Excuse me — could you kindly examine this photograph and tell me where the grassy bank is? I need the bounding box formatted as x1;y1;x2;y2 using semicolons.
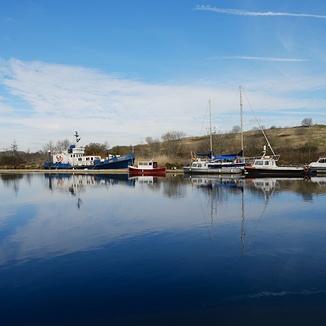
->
1;124;325;169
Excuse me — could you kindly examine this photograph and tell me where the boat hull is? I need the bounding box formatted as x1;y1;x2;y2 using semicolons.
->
44;154;135;170
308;158;326;174
244;167;308;178
183;166;243;174
309;168;326;174
128;166;166;175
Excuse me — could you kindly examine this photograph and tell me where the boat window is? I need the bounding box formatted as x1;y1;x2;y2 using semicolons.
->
255;160;263;165
265;161;270;166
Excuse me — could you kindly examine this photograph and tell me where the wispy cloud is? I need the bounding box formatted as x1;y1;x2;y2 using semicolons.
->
1;58;326;151
0;58;219;148
195;6;326;19
215;56;310;62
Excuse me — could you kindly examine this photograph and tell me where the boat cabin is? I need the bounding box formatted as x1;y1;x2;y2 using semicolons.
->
316;158;326;164
252;156;278;168
190;160;209;168
138;161;158;169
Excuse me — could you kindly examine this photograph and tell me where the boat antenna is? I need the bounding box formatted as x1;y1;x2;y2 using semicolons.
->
74;131;81;143
243;90;276;157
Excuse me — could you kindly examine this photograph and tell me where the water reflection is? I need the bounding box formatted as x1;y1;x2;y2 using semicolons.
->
1;174;326;261
0;173;24;194
45;173;135;191
1;173;326;324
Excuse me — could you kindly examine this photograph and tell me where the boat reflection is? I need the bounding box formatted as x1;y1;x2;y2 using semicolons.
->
45;173;135;191
184;175;244;241
183;174;244;189
45;174;135;209
241;176;326;252
128;174;167;192
309;176;326;187
245;176;326;200
1;174;326;267
186;176;307;254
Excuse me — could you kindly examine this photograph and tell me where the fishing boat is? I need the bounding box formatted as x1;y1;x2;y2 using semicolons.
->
44;131;135;170
183;86;247;175
128;160;166;175
244;146;310;177
308;157;326;174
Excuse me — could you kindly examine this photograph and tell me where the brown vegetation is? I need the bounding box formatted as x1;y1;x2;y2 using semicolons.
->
134;124;326;167
0;125;325;169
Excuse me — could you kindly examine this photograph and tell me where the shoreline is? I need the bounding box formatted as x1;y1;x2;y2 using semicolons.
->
0;169;184;174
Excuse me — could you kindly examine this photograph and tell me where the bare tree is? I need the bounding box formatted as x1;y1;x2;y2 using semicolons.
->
145;137;160;156
11;140;18;153
161;130;186;158
301;118;313;127
85;142;110;155
161;131;185;142
231;125;241;133
42;139;70;152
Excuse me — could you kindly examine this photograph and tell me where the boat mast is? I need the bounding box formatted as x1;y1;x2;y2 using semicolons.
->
209;99;213;157
239;86;244;157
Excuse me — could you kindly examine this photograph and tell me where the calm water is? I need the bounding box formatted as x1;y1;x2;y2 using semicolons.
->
1;173;326;325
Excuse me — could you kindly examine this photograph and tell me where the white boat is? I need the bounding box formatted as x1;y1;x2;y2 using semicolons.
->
44;131;135;170
308;157;326;174
183;86;247;175
244;146;309;177
182;154;246;174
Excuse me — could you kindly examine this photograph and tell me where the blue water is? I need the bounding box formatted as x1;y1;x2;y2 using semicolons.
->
1;173;326;325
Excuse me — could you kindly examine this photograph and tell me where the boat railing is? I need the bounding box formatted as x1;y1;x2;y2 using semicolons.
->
244;154;280;163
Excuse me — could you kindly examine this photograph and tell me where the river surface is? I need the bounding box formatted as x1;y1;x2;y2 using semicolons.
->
1;173;326;325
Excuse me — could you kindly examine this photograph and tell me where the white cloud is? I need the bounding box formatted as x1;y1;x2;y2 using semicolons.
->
215;56;310;62
0;58;220;149
194;6;326;19
1;58;326;151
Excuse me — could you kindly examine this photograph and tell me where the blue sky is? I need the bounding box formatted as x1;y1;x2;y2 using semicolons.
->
1;0;326;151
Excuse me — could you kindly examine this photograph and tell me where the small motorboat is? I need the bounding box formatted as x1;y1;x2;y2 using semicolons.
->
308;157;326;174
128;160;166;175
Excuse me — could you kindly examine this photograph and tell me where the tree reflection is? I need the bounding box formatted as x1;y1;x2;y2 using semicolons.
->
0;173;24;194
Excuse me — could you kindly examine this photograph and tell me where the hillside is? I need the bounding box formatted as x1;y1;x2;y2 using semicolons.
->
133;124;326;168
1;125;325;169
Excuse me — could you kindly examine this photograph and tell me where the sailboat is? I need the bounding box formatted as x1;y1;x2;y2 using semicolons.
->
183;86;247;174
242;96;311;177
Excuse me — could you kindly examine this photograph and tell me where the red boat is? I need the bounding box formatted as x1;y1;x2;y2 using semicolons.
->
128;160;166;175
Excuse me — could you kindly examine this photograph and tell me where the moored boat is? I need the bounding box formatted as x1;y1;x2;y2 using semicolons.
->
183;87;247;175
183;153;246;174
244;146;310;177
128;160;166;175
44;131;135;170
308;157;326;174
